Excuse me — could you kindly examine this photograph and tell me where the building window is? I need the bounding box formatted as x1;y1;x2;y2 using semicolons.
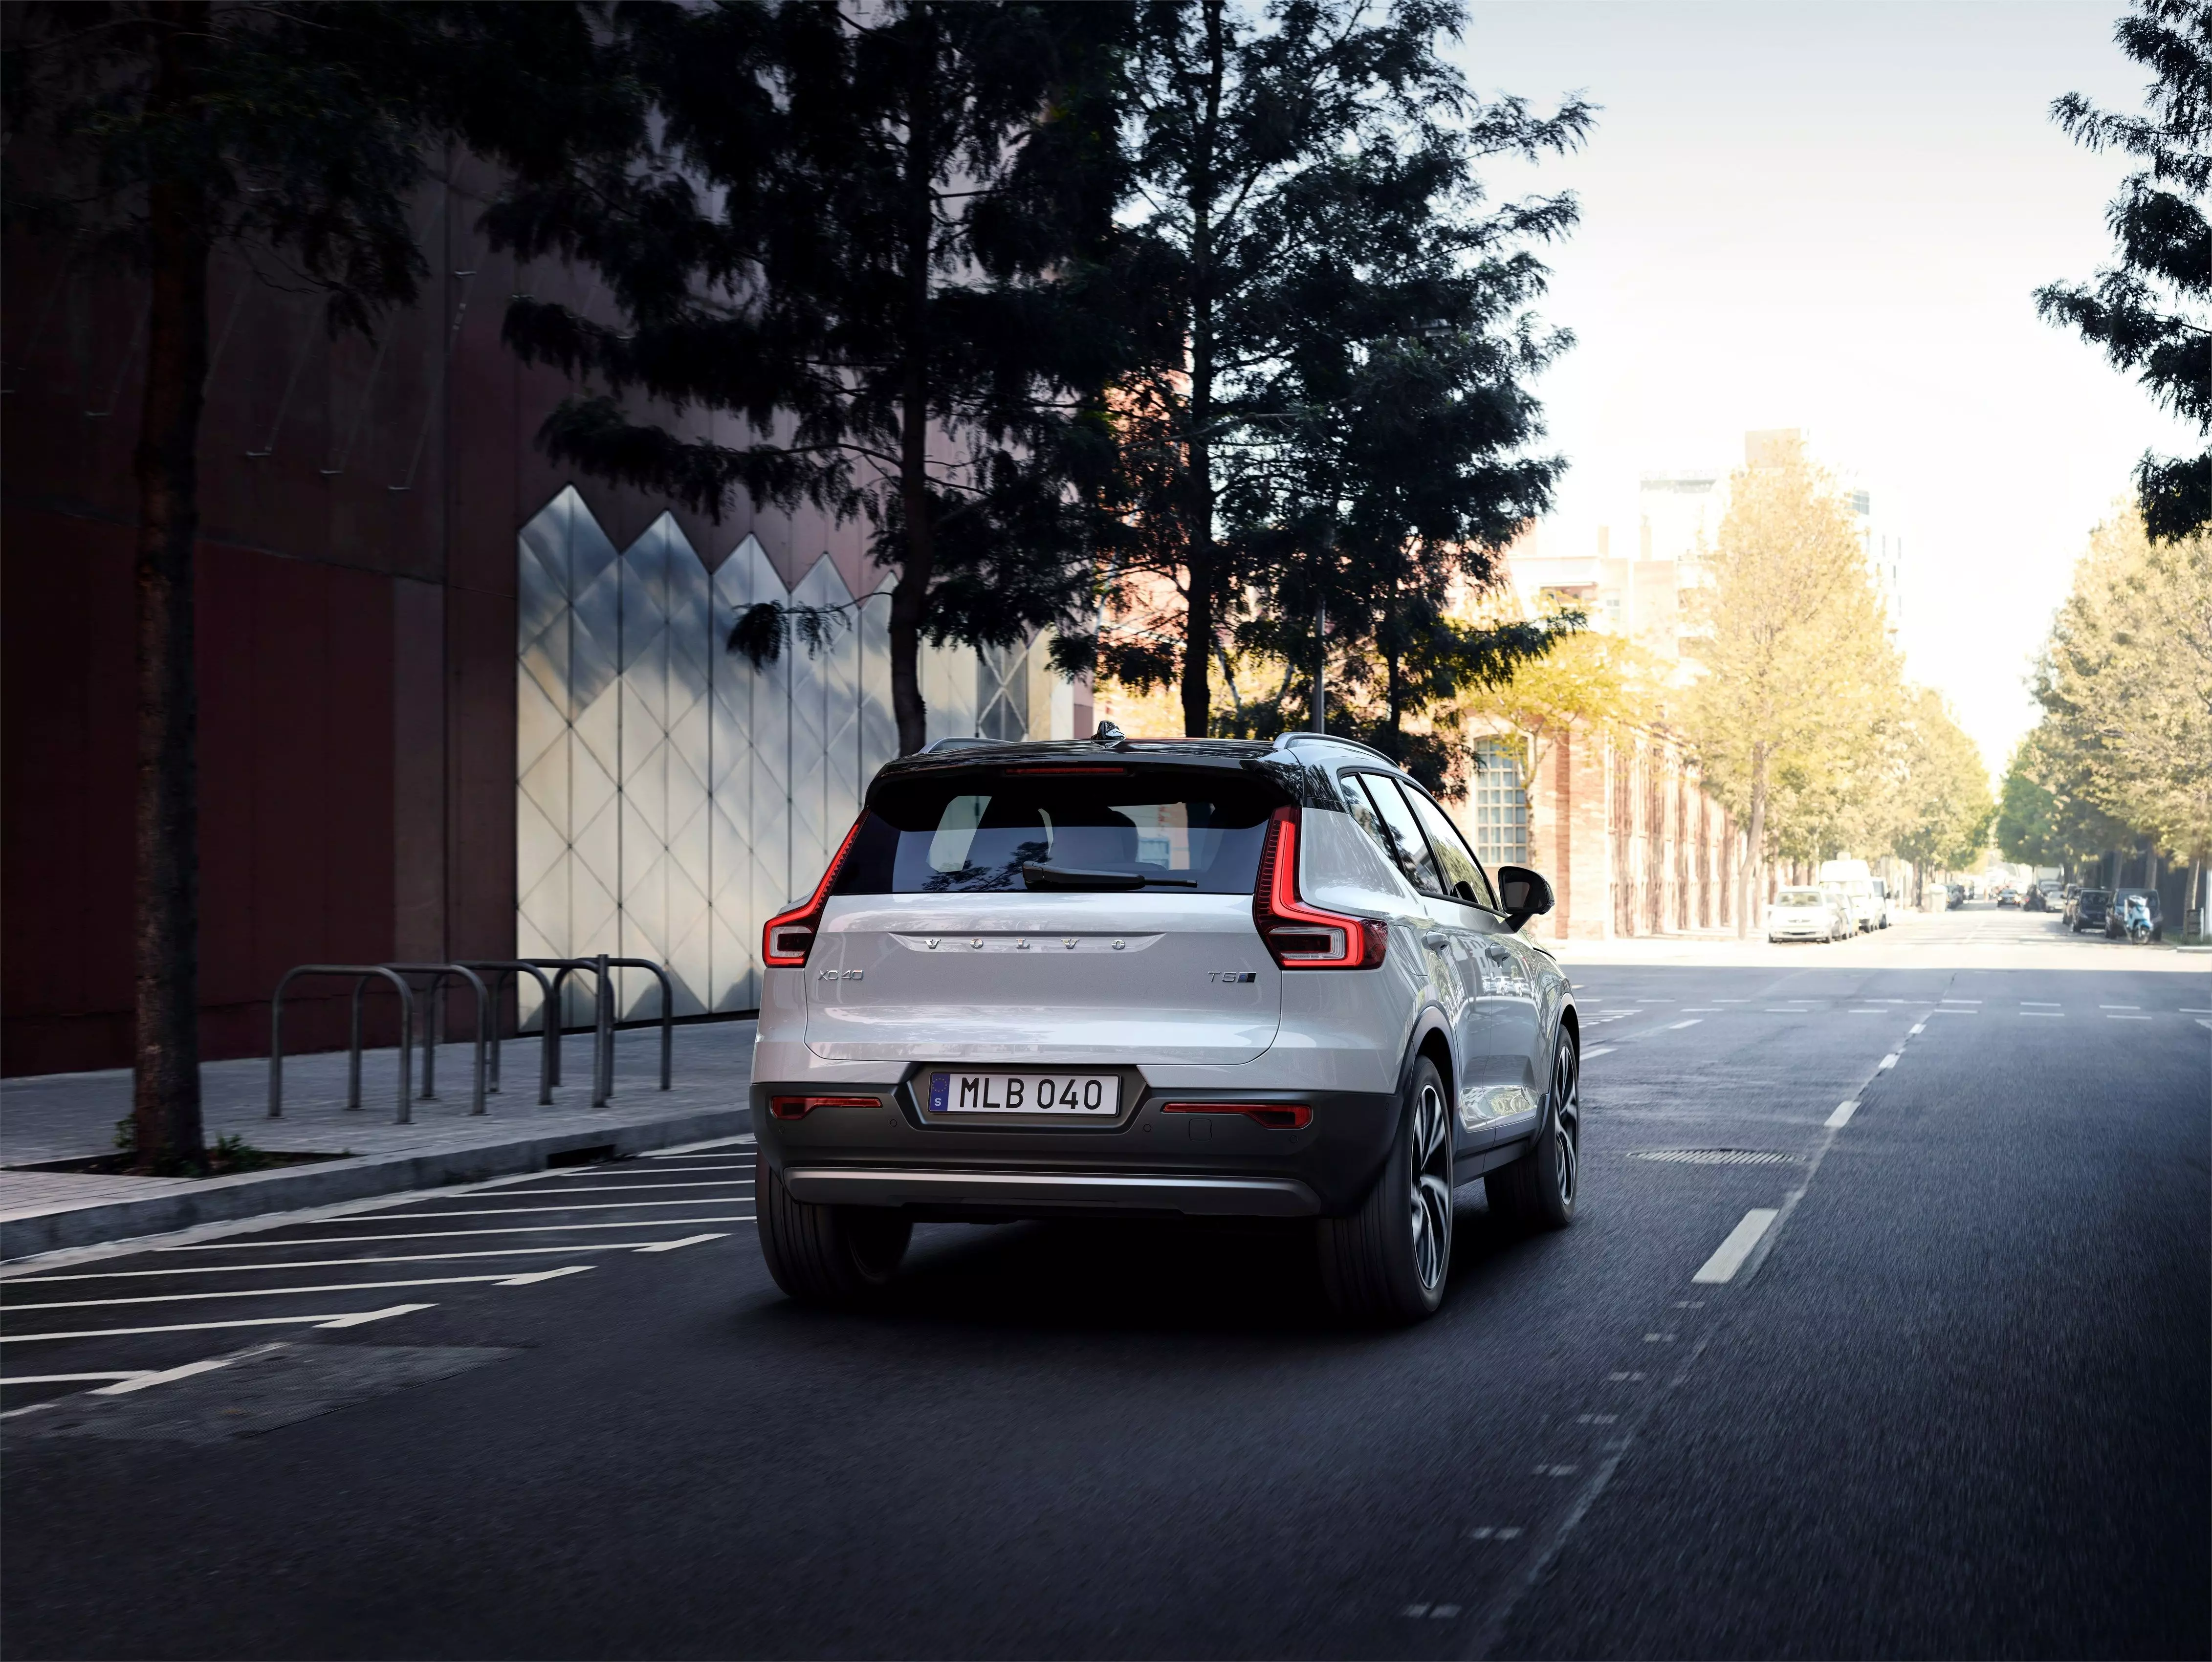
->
1469;738;1529;871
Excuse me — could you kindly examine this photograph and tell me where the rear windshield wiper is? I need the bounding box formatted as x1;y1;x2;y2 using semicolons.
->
1020;862;1198;891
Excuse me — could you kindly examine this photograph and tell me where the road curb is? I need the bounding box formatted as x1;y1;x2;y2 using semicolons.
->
0;1106;752;1262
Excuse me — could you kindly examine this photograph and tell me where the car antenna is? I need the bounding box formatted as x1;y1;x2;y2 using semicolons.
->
1092;720;1130;750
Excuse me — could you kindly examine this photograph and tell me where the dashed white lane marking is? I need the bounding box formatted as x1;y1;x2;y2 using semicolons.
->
2100;1005;2140;1010
1;1371;148;1386
1692;1208;1781;1284
1606;1371;1646;1381
2107;1014;2152;1021
1942;998;1981;1004
550;1163;755;1176
1582;1046;1616;1059
2022;1011;2064;1018
1931;1008;1974;1015
1534;1464;1578;1477
1909;1023;1926;1034
1848;1008;1883;1014
1681;1007;1719;1013
632;1233;728;1253
1666;1019;1702;1030
1764;1006;1809;1013
1825;1100;1858;1128
11;1242;716;1281
641;1135;755;1158
157;1218;756;1249
1466;1526;1524;1541
1879;1053;1899;1070
1;1305;434;1344
2181;1008;2212;1015
3;1268;592;1313
2022;1001;2060;1007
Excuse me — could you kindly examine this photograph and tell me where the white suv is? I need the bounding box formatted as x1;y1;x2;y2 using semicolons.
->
750;731;1581;1323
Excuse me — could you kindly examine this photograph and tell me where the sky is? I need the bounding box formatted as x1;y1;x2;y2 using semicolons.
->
1447;0;2191;777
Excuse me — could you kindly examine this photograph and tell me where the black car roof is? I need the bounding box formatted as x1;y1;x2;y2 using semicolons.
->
867;735;1368;809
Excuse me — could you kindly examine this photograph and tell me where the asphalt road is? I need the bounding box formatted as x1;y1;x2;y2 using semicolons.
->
4;904;2206;1660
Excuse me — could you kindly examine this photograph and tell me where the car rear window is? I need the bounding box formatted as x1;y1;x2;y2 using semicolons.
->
835;768;1279;895
1777;888;1824;905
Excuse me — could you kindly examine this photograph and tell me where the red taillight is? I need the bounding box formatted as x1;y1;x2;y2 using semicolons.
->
762;817;864;968
1160;1101;1313;1130
1253;807;1387;969
769;1094;880;1120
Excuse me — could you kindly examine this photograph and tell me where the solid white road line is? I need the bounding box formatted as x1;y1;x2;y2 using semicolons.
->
11;1243;708;1281
337;1198;752;1221
498;1266;594;1286
1879;1054;1899;1070
1;1371;149;1385
1;1305;434;1344
157;1219;759;1249
1692;1209;1781;1285
548;1163;756;1177
632;1233;728;1253
90;1356;250;1396
640;1135;755;1157
4;1270;589;1313
457;1181;755;1196
1825;1100;1858;1128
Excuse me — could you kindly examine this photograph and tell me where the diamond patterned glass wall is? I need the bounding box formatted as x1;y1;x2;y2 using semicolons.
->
1468;738;1529;872
518;489;1020;1021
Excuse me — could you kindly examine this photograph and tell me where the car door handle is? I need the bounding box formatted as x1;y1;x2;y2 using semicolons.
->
1423;931;1450;949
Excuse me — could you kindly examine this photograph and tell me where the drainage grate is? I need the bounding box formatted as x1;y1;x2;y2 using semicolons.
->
1629;1148;1799;1166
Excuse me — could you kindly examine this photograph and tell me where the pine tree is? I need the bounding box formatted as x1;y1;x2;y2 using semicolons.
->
2036;0;2212;541
492;1;1130;756
1095;0;1589;736
2;1;616;1167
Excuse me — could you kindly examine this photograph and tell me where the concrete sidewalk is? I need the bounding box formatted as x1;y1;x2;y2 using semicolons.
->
0;1020;755;1260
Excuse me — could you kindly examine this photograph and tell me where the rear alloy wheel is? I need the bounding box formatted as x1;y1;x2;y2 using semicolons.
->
757;1153;913;1303
1487;1026;1579;1231
1317;1056;1454;1324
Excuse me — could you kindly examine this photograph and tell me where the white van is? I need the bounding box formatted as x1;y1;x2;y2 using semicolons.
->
1817;859;1891;932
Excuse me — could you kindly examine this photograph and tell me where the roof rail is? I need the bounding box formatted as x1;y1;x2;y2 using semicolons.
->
1274;731;1398;766
920;736;1007;754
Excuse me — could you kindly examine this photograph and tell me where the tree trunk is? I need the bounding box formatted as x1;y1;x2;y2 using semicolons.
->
1177;0;1226;738
131;0;213;1167
1740;742;1768;938
889;11;938;757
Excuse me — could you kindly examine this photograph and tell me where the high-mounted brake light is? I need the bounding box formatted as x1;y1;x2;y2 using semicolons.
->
762;817;864;968
1253;807;1388;969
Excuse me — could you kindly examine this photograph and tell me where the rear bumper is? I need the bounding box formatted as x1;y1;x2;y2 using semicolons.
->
783;1166;1321;1217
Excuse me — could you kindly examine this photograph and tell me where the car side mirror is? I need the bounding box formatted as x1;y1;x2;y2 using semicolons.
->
1496;865;1554;931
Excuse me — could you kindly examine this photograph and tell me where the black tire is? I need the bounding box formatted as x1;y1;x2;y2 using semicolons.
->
1317;1055;1454;1324
756;1154;912;1303
1487;1025;1580;1232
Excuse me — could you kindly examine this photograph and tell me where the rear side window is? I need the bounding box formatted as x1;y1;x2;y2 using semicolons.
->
1402;785;1498;911
836;769;1278;895
1352;774;1445;897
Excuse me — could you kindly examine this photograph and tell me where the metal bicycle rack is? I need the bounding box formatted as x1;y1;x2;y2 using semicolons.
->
270;965;416;1123
385;963;491;1116
453;961;557;1105
267;953;671;1122
529;955;674;1102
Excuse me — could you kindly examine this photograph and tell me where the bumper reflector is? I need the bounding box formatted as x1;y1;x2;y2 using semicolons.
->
769;1094;880;1120
1160;1101;1313;1130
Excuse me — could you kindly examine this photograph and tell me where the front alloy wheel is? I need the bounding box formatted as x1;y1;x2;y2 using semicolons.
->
1487;1026;1579;1230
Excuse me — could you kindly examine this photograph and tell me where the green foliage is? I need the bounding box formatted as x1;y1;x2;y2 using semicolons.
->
1889;688;1997;873
490;0;1130;754
2035;0;2212;541
1090;0;1591;733
2020;505;2212;860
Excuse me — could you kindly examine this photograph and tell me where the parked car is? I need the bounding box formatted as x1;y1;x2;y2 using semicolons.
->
1817;859;1888;930
751;729;1580;1324
1770;885;1848;942
2105;888;2163;941
1818;879;1869;934
2071;890;2112;934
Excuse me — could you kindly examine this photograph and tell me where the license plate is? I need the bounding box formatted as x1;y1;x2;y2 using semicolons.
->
926;1071;1119;1116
